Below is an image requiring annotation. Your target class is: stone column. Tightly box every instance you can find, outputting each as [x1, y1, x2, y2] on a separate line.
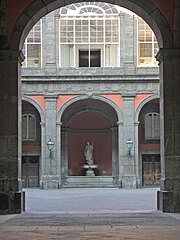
[42, 95, 60, 189]
[56, 121, 62, 188]
[61, 127, 69, 186]
[39, 121, 45, 189]
[134, 121, 141, 187]
[121, 95, 136, 188]
[157, 49, 180, 212]
[111, 126, 118, 183]
[117, 121, 124, 188]
[0, 50, 24, 213]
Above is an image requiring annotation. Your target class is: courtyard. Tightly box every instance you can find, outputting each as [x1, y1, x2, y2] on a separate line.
[1, 188, 180, 240]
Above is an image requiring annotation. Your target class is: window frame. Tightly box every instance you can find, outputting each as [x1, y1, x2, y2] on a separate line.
[144, 112, 160, 140]
[22, 113, 37, 141]
[22, 20, 42, 68]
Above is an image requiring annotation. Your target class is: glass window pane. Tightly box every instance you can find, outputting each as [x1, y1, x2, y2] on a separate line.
[27, 44, 41, 67]
[145, 114, 152, 139]
[22, 115, 27, 140]
[29, 115, 36, 140]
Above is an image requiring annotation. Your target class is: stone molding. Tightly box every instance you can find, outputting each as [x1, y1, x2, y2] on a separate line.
[0, 50, 24, 63]
[156, 48, 180, 63]
[22, 81, 159, 95]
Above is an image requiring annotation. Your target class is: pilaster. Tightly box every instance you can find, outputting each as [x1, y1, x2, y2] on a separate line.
[0, 50, 24, 213]
[120, 95, 136, 188]
[41, 94, 61, 189]
[43, 12, 57, 71]
[157, 48, 180, 212]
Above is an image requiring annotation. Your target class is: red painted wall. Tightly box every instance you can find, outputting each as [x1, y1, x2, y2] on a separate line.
[140, 144, 160, 151]
[68, 111, 112, 176]
[22, 144, 41, 153]
[151, 0, 174, 30]
[134, 94, 153, 111]
[7, 0, 33, 36]
[26, 95, 46, 114]
[101, 94, 123, 112]
[56, 95, 79, 113]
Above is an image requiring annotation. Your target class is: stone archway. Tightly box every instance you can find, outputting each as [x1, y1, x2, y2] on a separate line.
[1, 0, 180, 213]
[9, 0, 172, 50]
[136, 97, 160, 187]
[21, 96, 45, 188]
[58, 96, 119, 187]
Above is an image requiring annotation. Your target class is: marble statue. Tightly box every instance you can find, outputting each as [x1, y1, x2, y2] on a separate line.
[84, 141, 94, 165]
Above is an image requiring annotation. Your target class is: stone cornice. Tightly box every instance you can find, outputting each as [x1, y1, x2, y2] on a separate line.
[21, 75, 159, 83]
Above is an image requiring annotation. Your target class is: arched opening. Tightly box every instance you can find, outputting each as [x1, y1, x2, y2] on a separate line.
[2, 0, 178, 214]
[60, 98, 118, 187]
[19, 1, 162, 191]
[22, 100, 41, 188]
[138, 98, 160, 187]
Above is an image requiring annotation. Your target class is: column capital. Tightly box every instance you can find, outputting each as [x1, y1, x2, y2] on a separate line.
[44, 94, 58, 100]
[134, 121, 140, 126]
[40, 122, 45, 126]
[117, 121, 123, 126]
[0, 49, 24, 63]
[122, 94, 135, 99]
[156, 48, 180, 64]
[56, 121, 62, 126]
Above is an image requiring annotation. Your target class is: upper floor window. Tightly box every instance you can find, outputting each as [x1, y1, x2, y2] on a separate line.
[138, 18, 158, 66]
[22, 3, 159, 69]
[59, 2, 120, 68]
[145, 112, 160, 139]
[22, 114, 36, 141]
[22, 20, 42, 68]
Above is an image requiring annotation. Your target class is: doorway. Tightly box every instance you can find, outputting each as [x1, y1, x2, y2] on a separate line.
[22, 156, 40, 188]
[142, 154, 160, 187]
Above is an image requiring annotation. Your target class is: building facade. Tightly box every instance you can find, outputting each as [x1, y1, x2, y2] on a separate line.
[1, 0, 180, 214]
[21, 3, 160, 189]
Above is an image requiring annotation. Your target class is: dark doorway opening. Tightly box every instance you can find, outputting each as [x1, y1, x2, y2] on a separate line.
[142, 154, 160, 187]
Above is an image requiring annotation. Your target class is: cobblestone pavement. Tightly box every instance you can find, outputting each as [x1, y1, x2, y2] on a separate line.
[0, 188, 180, 240]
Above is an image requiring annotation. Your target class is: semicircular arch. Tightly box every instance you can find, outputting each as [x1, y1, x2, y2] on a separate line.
[135, 94, 159, 122]
[22, 96, 45, 124]
[57, 95, 123, 124]
[9, 0, 172, 50]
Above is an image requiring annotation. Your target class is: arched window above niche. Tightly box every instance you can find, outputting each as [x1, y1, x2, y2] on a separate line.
[59, 2, 119, 15]
[59, 2, 120, 68]
[21, 2, 158, 69]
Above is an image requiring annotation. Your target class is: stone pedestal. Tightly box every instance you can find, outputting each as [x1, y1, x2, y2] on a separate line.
[82, 163, 98, 177]
[121, 175, 137, 188]
[86, 169, 95, 176]
[157, 190, 174, 212]
[40, 175, 62, 189]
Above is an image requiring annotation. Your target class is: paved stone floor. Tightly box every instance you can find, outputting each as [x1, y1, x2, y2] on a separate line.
[0, 188, 180, 239]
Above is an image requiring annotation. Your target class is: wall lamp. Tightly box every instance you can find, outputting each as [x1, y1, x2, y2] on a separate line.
[47, 138, 54, 159]
[126, 138, 133, 156]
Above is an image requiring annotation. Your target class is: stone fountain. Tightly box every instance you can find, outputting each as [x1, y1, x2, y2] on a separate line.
[82, 162, 98, 176]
